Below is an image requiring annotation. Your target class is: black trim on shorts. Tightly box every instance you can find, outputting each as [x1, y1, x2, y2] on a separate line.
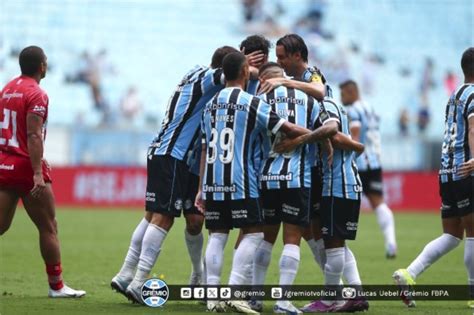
[320, 196, 361, 240]
[204, 198, 264, 230]
[359, 168, 384, 196]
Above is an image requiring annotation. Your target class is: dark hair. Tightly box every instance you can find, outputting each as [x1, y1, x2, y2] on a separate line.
[240, 35, 272, 56]
[223, 52, 247, 81]
[258, 62, 282, 76]
[19, 46, 45, 76]
[211, 46, 239, 69]
[461, 47, 474, 77]
[276, 34, 308, 62]
[339, 79, 358, 90]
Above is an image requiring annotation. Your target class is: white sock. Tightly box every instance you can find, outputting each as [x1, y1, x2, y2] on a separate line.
[307, 238, 326, 272]
[375, 203, 397, 251]
[343, 246, 362, 285]
[407, 233, 461, 279]
[279, 244, 300, 286]
[134, 224, 167, 283]
[324, 248, 345, 286]
[229, 232, 263, 285]
[117, 218, 149, 280]
[253, 240, 273, 285]
[185, 229, 203, 275]
[323, 247, 345, 305]
[464, 238, 474, 297]
[205, 233, 229, 285]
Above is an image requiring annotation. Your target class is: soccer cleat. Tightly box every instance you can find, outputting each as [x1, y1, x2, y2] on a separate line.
[189, 271, 203, 286]
[392, 269, 416, 307]
[248, 299, 263, 312]
[111, 275, 131, 298]
[225, 300, 260, 314]
[300, 300, 337, 312]
[48, 284, 86, 298]
[274, 301, 302, 314]
[333, 298, 369, 312]
[207, 300, 226, 312]
[468, 300, 474, 309]
[386, 244, 397, 259]
[125, 280, 144, 304]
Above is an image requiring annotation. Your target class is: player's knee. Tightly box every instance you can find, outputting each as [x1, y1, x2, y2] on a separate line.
[186, 221, 203, 235]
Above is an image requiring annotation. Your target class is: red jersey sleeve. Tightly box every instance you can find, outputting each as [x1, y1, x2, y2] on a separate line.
[26, 89, 48, 120]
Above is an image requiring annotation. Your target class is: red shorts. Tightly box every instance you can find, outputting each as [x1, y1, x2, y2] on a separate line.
[0, 153, 52, 196]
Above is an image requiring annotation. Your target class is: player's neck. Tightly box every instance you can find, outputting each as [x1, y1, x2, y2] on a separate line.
[225, 80, 244, 89]
[464, 76, 474, 84]
[21, 73, 42, 84]
[294, 63, 307, 79]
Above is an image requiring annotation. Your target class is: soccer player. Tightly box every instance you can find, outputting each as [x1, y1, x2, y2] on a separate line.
[393, 47, 474, 309]
[110, 46, 238, 303]
[252, 62, 338, 314]
[340, 79, 398, 258]
[195, 52, 309, 314]
[0, 46, 86, 298]
[275, 97, 368, 312]
[258, 33, 329, 101]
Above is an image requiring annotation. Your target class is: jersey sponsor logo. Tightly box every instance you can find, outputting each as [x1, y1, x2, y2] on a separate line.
[267, 96, 304, 106]
[202, 184, 237, 193]
[346, 221, 358, 231]
[282, 203, 300, 216]
[353, 185, 363, 192]
[231, 209, 248, 219]
[457, 198, 470, 209]
[205, 102, 248, 113]
[204, 211, 220, 220]
[260, 172, 293, 182]
[32, 105, 46, 114]
[439, 167, 458, 175]
[2, 92, 23, 99]
[0, 163, 14, 170]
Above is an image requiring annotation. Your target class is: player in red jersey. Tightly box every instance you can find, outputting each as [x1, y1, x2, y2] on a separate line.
[0, 46, 85, 298]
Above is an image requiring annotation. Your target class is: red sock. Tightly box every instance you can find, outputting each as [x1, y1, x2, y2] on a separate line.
[46, 263, 64, 290]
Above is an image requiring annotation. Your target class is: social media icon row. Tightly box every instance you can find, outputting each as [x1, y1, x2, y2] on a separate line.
[180, 287, 231, 299]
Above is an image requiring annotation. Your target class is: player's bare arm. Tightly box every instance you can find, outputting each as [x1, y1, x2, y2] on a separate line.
[194, 143, 207, 213]
[26, 112, 46, 197]
[457, 116, 474, 177]
[274, 121, 338, 153]
[349, 124, 361, 142]
[331, 132, 365, 154]
[278, 121, 312, 139]
[258, 77, 325, 101]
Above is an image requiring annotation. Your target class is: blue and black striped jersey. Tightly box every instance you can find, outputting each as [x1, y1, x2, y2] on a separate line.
[346, 100, 382, 171]
[151, 65, 224, 161]
[320, 98, 362, 200]
[258, 86, 320, 189]
[440, 84, 474, 183]
[201, 87, 285, 201]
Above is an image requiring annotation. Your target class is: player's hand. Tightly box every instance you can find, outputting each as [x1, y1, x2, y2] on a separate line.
[321, 139, 334, 167]
[31, 172, 46, 198]
[274, 135, 302, 153]
[258, 78, 285, 95]
[243, 49, 266, 68]
[457, 158, 474, 177]
[194, 191, 206, 214]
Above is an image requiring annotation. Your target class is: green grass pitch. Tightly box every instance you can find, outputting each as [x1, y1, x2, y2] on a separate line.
[0, 209, 471, 314]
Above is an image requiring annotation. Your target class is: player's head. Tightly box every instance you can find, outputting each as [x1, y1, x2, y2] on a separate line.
[223, 52, 249, 84]
[240, 35, 271, 68]
[211, 46, 239, 69]
[19, 46, 47, 79]
[258, 62, 284, 81]
[461, 47, 474, 79]
[275, 34, 308, 76]
[339, 80, 360, 106]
